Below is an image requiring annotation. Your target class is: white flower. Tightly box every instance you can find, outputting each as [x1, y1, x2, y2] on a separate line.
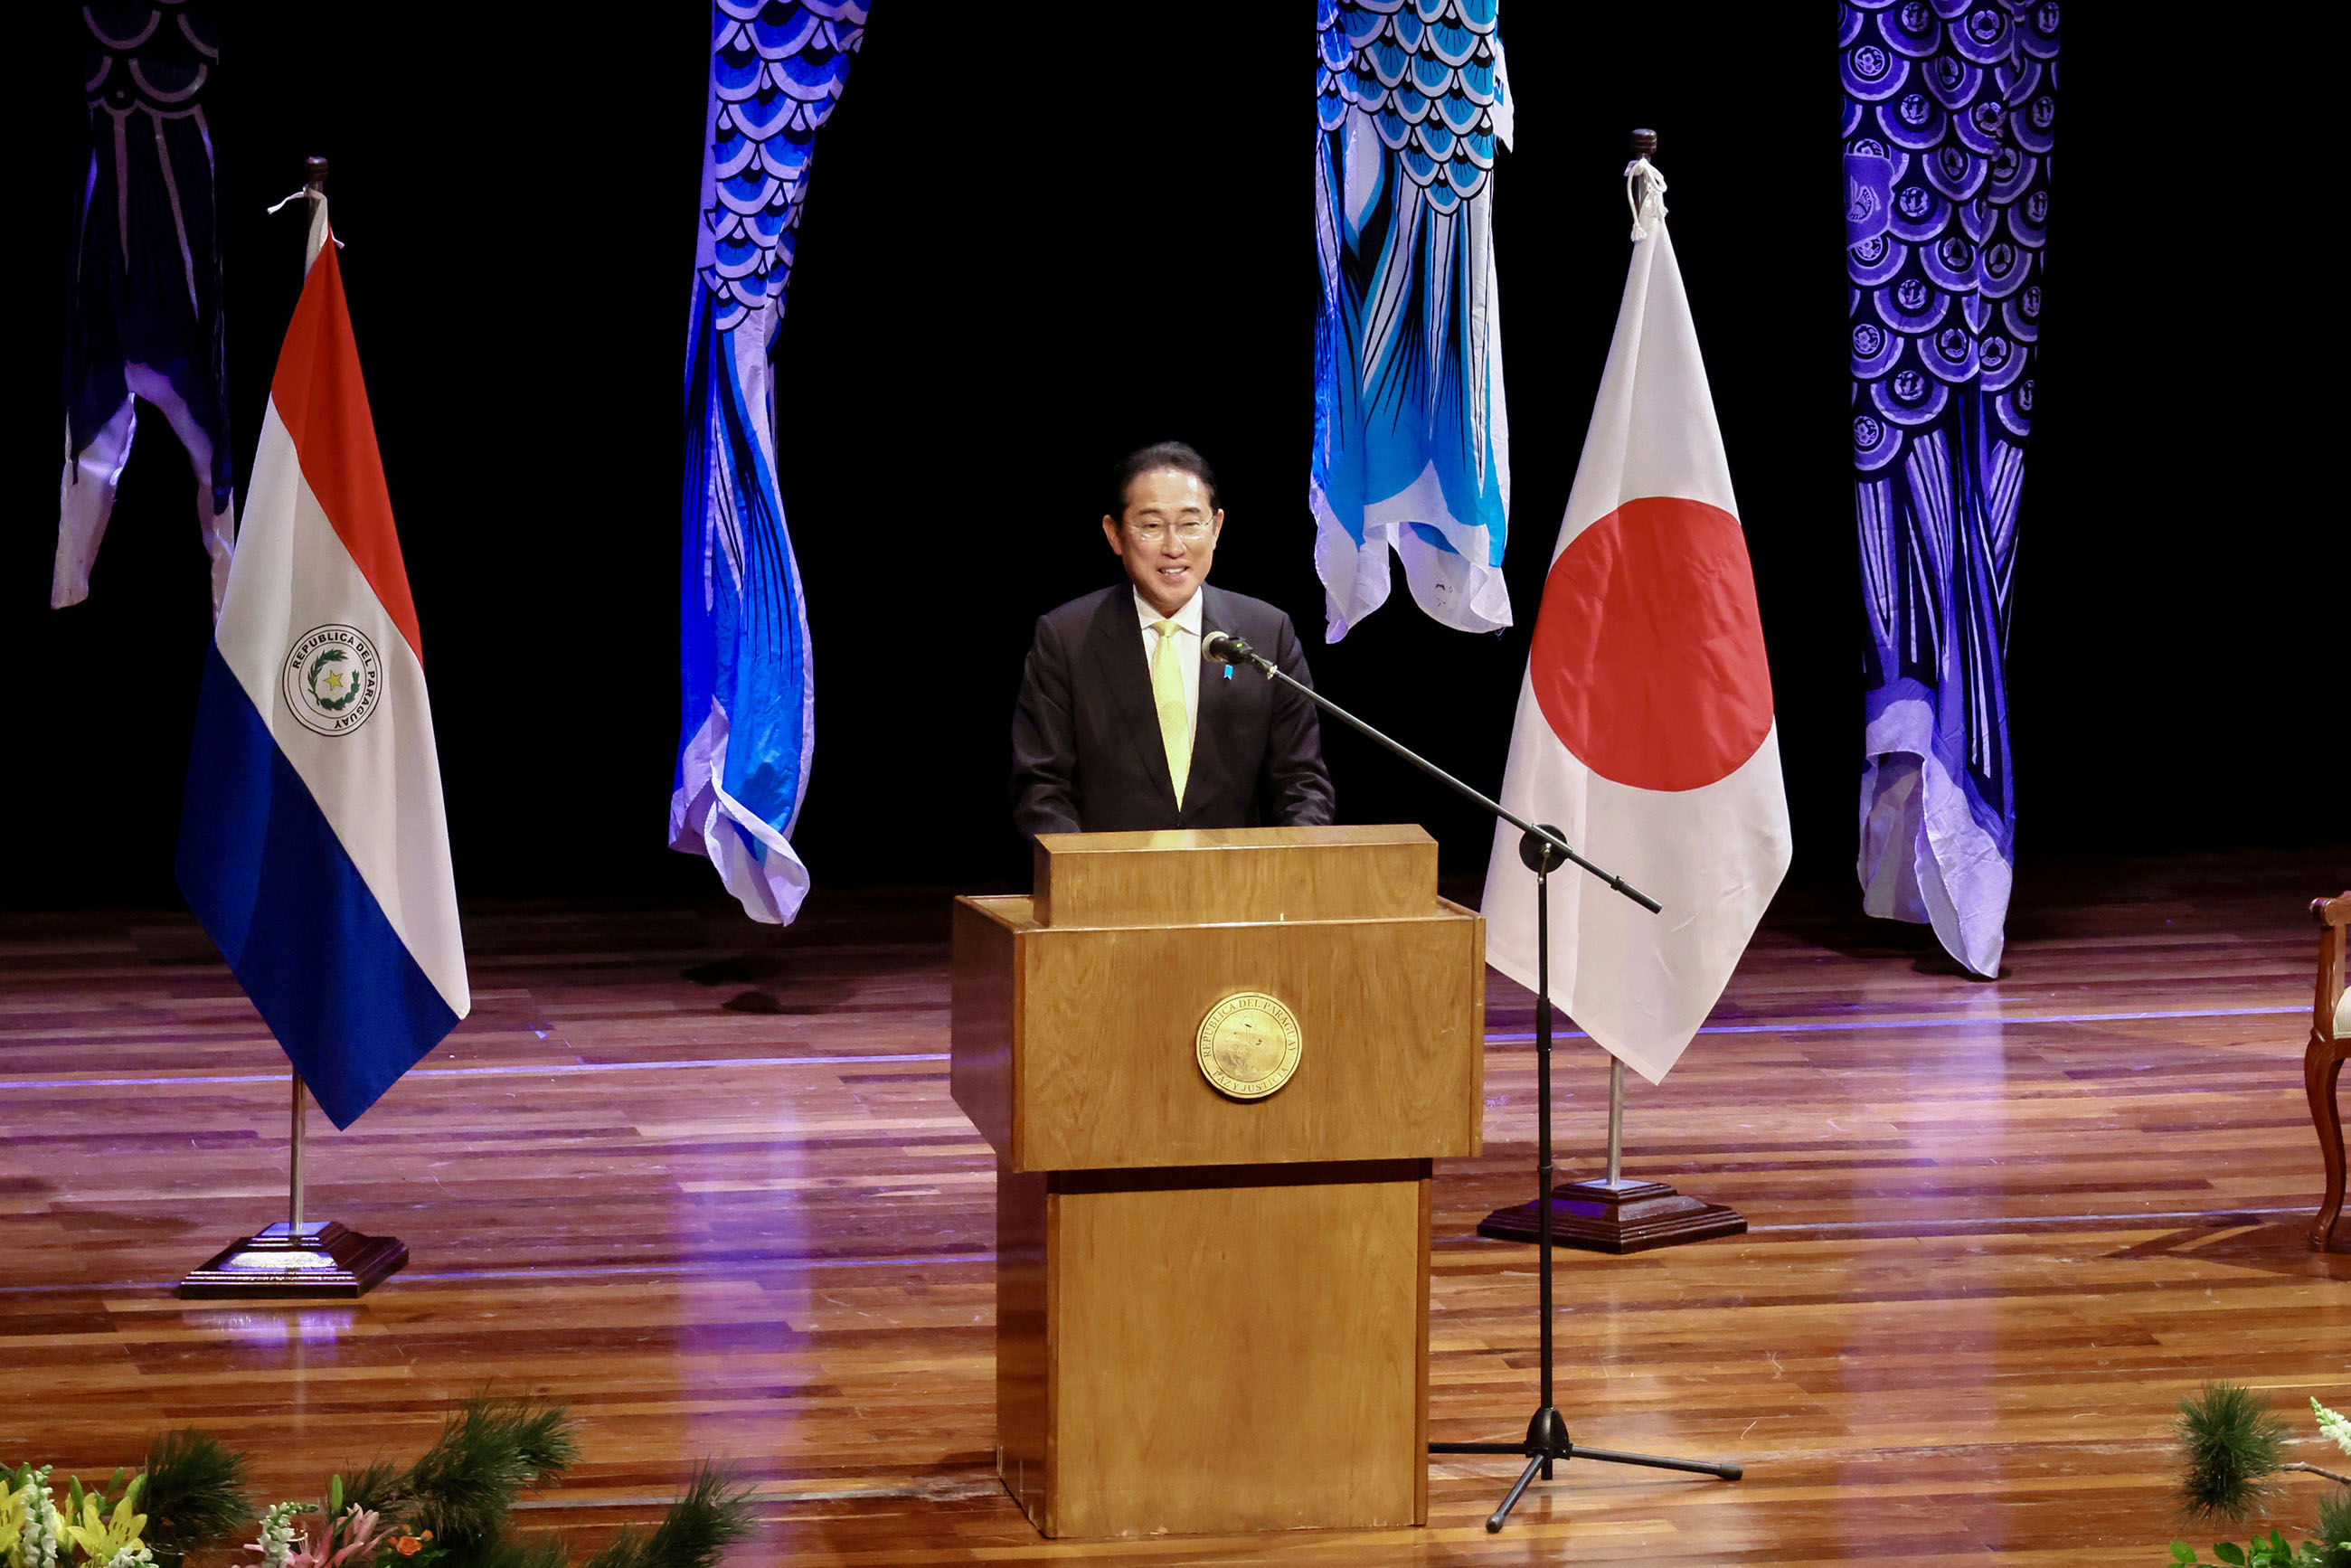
[8, 1468, 64, 1568]
[2317, 1397, 2351, 1459]
[245, 1501, 308, 1568]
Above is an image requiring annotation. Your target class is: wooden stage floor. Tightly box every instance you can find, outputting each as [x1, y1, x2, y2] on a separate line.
[6, 850, 2350, 1564]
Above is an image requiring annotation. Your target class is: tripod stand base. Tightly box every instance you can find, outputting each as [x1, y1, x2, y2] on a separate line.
[1432, 1405, 1741, 1530]
[1478, 1178, 1745, 1254]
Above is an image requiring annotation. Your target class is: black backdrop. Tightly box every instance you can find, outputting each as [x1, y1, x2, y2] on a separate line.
[4, 8, 2334, 912]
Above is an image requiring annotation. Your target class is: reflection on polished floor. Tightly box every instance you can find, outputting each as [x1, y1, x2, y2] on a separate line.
[5, 850, 2349, 1564]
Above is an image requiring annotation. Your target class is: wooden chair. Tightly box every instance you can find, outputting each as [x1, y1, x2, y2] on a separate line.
[2309, 892, 2351, 1252]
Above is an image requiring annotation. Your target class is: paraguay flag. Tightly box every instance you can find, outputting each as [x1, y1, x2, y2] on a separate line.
[177, 201, 468, 1129]
[1481, 159, 1790, 1084]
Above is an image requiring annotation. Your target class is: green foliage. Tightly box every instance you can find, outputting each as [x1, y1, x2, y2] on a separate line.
[12, 1400, 742, 1568]
[2314, 1488, 2351, 1568]
[138, 1428, 252, 1567]
[579, 1467, 754, 1568]
[2182, 1384, 2291, 1523]
[439, 1529, 573, 1568]
[336, 1459, 405, 1517]
[2169, 1529, 2346, 1566]
[500, 1403, 580, 1483]
[400, 1398, 581, 1553]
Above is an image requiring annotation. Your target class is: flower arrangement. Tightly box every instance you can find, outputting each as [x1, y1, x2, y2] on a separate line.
[60, 1475, 151, 1568]
[2171, 1384, 2351, 1567]
[6, 1400, 749, 1568]
[243, 1478, 392, 1568]
[8, 1430, 248, 1568]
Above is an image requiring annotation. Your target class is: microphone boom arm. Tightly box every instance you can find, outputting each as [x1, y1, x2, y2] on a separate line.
[1204, 633, 1659, 914]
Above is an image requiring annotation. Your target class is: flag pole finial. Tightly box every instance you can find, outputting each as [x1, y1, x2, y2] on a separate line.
[297, 156, 335, 269]
[265, 156, 332, 217]
[1623, 131, 1666, 240]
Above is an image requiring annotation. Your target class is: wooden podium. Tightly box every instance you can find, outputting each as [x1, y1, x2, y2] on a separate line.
[951, 825, 1484, 1538]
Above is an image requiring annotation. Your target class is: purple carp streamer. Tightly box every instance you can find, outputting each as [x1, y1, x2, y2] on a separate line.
[1843, 0, 2058, 978]
[57, 0, 234, 613]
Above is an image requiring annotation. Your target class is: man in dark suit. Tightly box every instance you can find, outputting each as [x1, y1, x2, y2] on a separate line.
[1011, 443, 1335, 836]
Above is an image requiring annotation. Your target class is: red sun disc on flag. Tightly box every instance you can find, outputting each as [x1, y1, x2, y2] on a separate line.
[1530, 496, 1775, 792]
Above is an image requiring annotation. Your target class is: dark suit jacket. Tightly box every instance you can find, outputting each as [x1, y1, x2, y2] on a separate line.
[1011, 585, 1336, 836]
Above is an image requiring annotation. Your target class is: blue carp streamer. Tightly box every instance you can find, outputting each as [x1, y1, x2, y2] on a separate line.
[1843, 0, 2058, 977]
[1312, 0, 1515, 640]
[673, 0, 865, 923]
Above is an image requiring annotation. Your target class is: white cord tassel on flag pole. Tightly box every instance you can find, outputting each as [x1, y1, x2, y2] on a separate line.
[1624, 123, 1667, 240]
[267, 166, 343, 257]
[1623, 155, 1667, 241]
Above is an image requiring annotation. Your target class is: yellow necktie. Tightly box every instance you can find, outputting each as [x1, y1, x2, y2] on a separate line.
[1150, 619, 1190, 808]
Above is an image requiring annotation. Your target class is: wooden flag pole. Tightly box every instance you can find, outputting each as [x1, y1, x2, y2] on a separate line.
[1606, 1055, 1625, 1184]
[288, 1072, 307, 1233]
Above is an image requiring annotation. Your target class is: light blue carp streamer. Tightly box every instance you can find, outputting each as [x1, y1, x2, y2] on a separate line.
[1312, 0, 1515, 640]
[673, 1, 865, 923]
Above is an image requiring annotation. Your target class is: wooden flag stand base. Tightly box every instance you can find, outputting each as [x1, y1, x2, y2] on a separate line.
[1477, 1056, 1746, 1256]
[180, 1219, 407, 1299]
[178, 1068, 407, 1299]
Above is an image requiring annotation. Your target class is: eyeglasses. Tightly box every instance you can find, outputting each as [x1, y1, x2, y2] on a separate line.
[1126, 520, 1213, 544]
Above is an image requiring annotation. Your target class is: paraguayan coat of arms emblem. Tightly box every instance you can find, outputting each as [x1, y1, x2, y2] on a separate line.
[281, 624, 382, 737]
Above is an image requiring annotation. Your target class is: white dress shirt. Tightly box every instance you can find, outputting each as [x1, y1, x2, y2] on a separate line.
[1133, 587, 1204, 744]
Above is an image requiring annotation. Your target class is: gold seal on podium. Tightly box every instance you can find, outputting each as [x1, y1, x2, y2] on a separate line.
[1194, 992, 1302, 1100]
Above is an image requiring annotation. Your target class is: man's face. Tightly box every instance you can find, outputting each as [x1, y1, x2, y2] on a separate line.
[1104, 468, 1223, 618]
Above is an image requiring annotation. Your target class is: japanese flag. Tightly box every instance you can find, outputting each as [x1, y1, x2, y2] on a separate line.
[1482, 165, 1791, 1084]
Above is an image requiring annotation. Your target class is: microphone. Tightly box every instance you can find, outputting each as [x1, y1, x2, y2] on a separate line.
[1202, 629, 1270, 674]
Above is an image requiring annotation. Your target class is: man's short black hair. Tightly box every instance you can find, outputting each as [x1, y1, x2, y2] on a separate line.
[1109, 441, 1221, 518]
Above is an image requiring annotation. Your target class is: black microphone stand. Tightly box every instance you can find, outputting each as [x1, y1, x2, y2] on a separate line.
[1204, 632, 1741, 1532]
